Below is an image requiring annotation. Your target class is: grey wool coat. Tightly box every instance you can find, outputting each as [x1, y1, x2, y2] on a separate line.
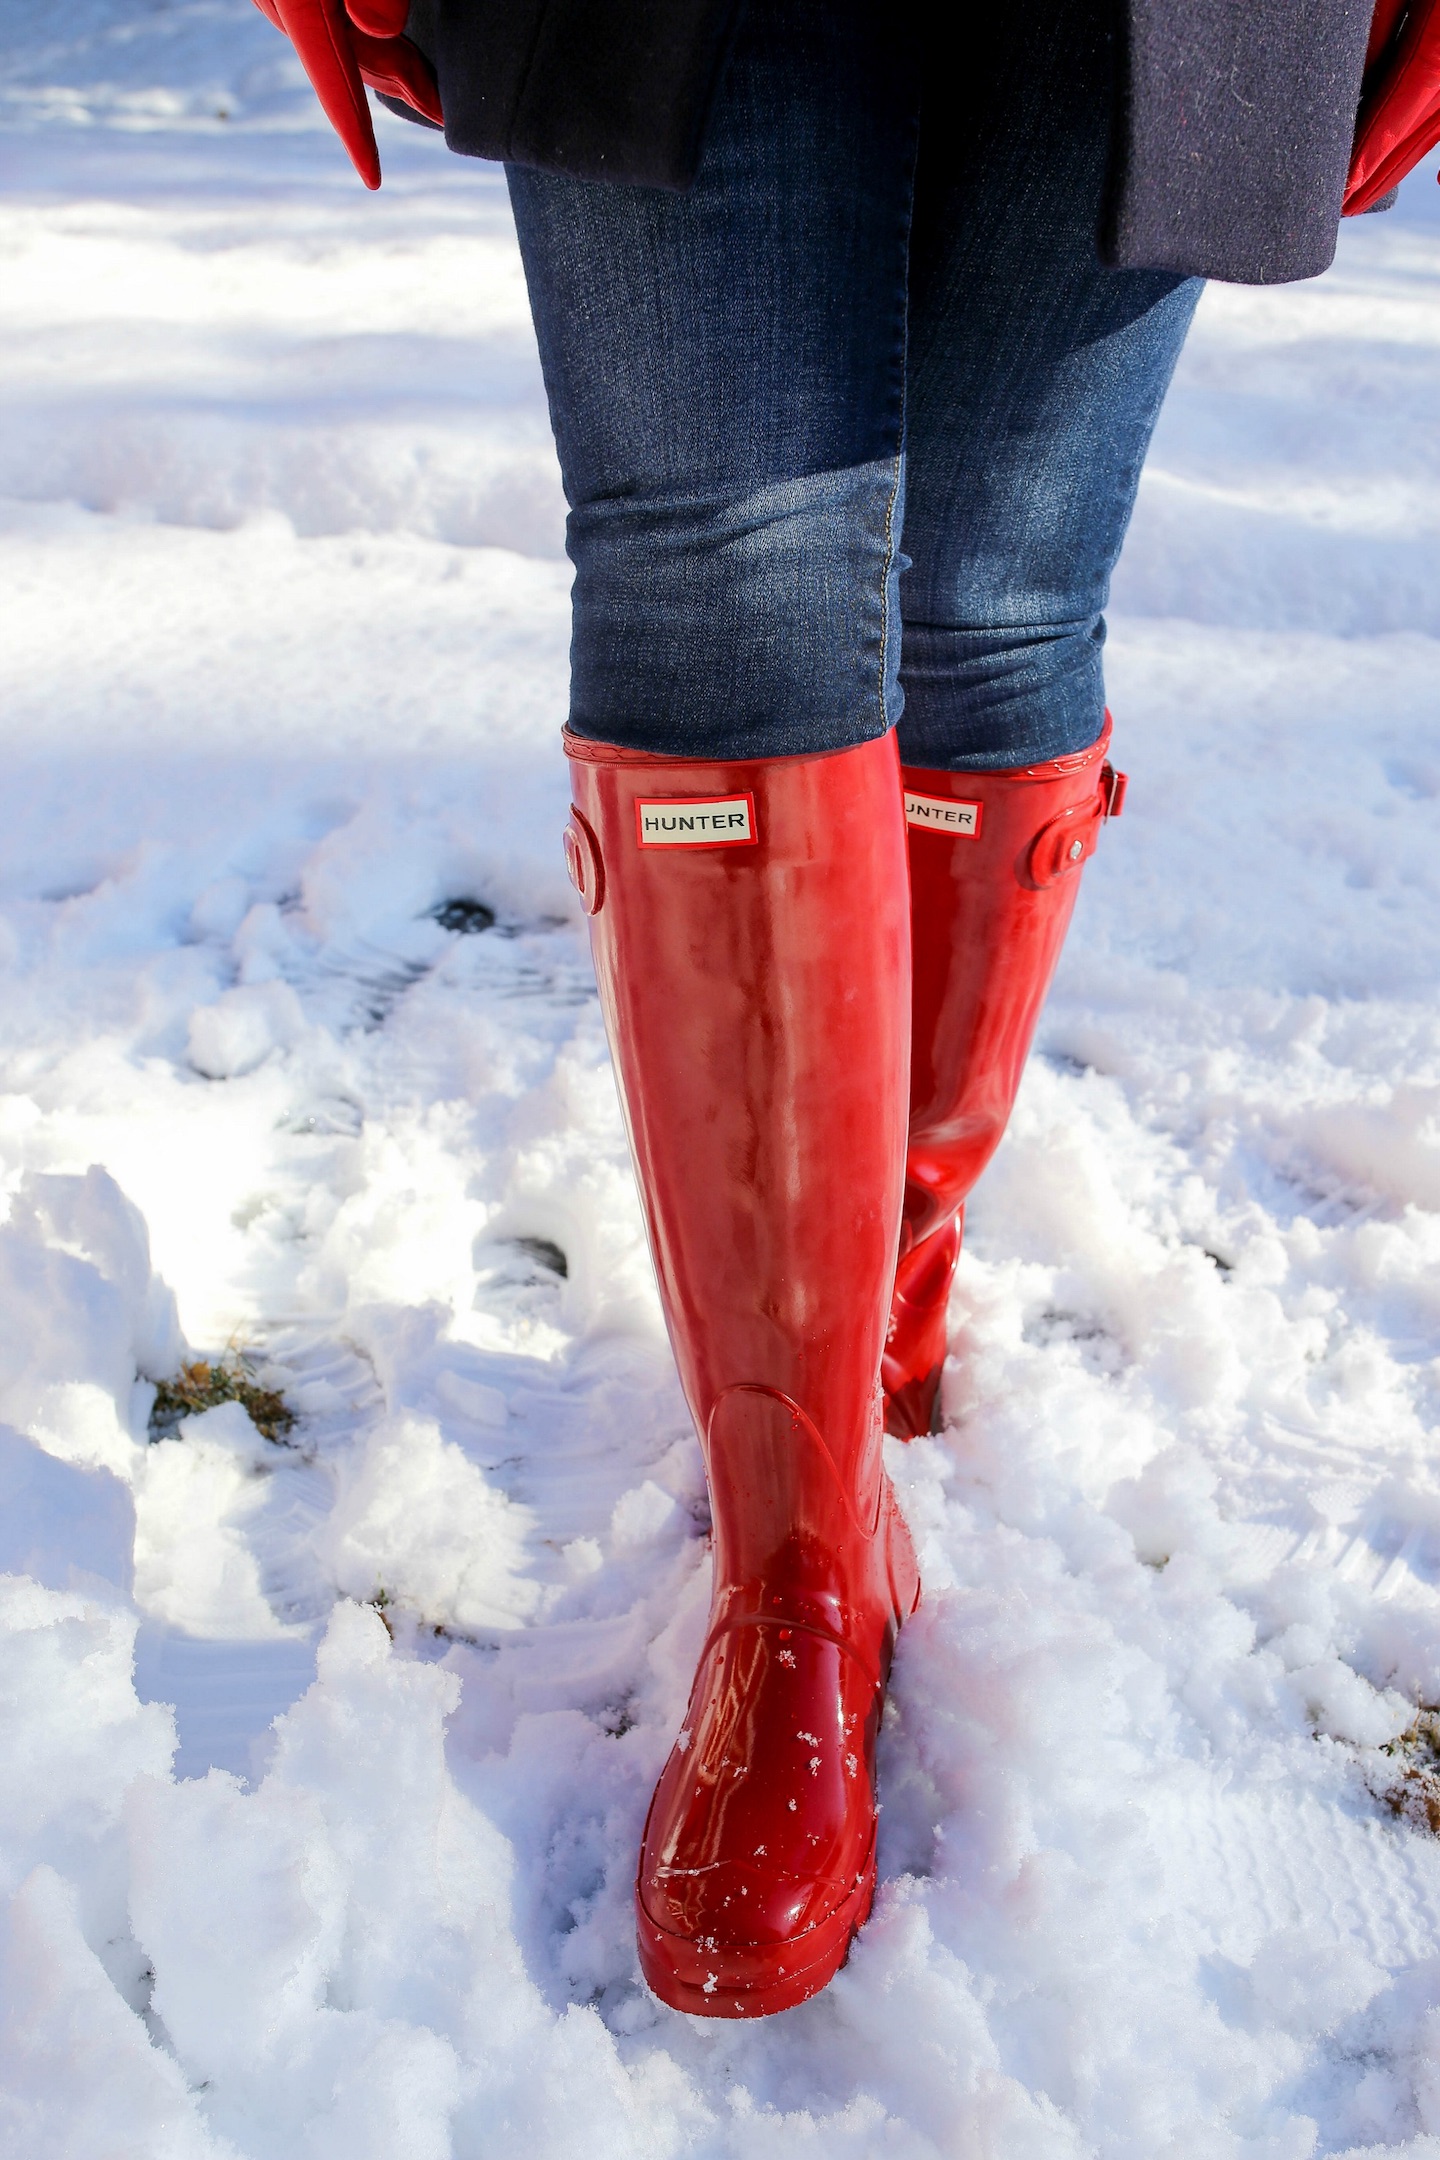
[399, 0, 1378, 285]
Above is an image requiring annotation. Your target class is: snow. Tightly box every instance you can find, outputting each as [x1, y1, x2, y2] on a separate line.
[2, 3, 1440, 2151]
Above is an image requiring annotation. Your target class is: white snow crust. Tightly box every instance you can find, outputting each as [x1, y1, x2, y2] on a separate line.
[2, 7, 1440, 2153]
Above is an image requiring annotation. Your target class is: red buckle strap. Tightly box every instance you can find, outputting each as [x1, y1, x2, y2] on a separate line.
[1027, 762, 1128, 888]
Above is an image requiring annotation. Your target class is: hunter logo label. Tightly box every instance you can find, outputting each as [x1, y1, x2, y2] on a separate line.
[904, 791, 982, 837]
[635, 794, 758, 848]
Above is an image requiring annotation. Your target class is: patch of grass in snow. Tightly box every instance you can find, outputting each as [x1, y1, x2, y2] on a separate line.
[1367, 1711, 1440, 1835]
[150, 1356, 296, 1445]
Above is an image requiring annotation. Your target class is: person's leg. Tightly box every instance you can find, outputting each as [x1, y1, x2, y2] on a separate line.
[507, 0, 918, 761]
[899, 0, 1200, 771]
[882, 0, 1201, 1435]
[512, 0, 924, 2014]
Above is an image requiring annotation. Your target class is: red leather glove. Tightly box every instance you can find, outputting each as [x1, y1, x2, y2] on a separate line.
[251, 0, 442, 190]
[1346, 0, 1440, 214]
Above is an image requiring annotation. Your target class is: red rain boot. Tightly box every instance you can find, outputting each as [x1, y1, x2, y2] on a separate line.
[882, 720, 1126, 1439]
[563, 729, 920, 2018]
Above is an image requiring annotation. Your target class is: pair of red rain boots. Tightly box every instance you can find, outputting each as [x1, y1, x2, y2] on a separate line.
[562, 720, 1122, 2018]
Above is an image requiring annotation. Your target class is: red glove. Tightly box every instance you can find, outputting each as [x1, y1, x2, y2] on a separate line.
[1346, 0, 1440, 214]
[250, 0, 442, 191]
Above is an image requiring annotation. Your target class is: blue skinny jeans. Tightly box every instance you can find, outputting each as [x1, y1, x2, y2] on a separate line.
[507, 0, 1201, 770]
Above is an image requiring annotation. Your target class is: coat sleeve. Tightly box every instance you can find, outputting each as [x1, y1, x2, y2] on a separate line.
[417, 0, 744, 190]
[1105, 0, 1376, 284]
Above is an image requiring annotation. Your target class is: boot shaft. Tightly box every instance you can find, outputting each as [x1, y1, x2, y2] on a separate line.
[564, 729, 911, 1490]
[900, 722, 1122, 1243]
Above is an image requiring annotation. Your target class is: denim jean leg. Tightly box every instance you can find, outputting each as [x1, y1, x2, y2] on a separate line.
[896, 0, 1202, 772]
[506, 0, 920, 761]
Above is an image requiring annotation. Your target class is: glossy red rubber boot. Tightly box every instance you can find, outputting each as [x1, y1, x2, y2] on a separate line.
[563, 729, 920, 2019]
[883, 721, 1126, 1439]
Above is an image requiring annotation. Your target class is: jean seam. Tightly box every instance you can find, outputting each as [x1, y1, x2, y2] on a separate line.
[879, 462, 903, 731]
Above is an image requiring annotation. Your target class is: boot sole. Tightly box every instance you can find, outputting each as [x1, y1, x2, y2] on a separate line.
[636, 1836, 877, 2019]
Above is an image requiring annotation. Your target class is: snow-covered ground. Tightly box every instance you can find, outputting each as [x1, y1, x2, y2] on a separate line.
[3, 6, 1440, 2153]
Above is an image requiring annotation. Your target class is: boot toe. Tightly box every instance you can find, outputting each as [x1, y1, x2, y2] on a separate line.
[636, 1850, 875, 2014]
[641, 1853, 856, 1950]
[635, 1617, 882, 2013]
